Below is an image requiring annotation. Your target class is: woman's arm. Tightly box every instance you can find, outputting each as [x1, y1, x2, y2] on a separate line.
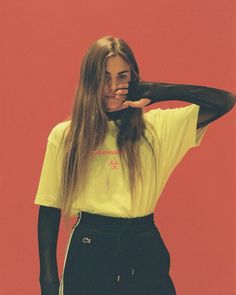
[128, 81, 236, 128]
[37, 205, 61, 295]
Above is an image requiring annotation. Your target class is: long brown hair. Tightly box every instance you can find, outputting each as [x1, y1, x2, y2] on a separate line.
[58, 36, 158, 226]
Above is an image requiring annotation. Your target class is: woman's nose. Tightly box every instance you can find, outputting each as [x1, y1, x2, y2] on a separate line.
[108, 80, 118, 93]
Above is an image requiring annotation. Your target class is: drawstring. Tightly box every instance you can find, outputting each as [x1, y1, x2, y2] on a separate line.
[114, 225, 141, 283]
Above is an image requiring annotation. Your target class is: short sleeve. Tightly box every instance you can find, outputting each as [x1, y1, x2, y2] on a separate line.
[145, 103, 208, 175]
[34, 128, 62, 209]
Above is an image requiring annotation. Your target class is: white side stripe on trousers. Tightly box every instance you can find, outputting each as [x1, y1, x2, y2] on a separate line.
[59, 212, 82, 295]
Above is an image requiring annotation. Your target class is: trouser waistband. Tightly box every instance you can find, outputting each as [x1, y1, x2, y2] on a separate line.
[76, 211, 155, 233]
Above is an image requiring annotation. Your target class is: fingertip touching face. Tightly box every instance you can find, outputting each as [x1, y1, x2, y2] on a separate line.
[103, 55, 131, 112]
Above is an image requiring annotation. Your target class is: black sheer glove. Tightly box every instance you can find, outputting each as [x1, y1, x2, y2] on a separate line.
[128, 81, 236, 128]
[37, 205, 61, 295]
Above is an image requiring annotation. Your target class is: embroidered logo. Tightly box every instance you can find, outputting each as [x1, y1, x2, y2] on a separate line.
[82, 237, 91, 244]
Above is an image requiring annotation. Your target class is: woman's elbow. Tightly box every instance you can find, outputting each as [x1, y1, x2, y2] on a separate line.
[221, 92, 236, 114]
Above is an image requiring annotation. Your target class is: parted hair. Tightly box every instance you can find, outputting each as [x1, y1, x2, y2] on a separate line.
[58, 36, 158, 227]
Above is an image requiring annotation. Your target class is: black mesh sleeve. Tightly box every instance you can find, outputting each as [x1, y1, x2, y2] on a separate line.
[37, 205, 61, 295]
[128, 81, 236, 128]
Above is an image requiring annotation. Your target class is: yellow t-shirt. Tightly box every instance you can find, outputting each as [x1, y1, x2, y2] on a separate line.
[34, 104, 208, 217]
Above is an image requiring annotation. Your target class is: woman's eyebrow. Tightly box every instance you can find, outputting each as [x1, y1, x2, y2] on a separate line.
[105, 70, 129, 75]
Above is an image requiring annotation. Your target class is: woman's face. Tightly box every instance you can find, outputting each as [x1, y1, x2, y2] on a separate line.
[103, 55, 131, 112]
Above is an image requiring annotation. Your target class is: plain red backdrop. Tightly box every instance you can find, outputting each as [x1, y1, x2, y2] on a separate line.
[1, 0, 235, 294]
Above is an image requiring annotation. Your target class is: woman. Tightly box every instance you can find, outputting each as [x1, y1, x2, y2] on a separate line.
[35, 36, 235, 295]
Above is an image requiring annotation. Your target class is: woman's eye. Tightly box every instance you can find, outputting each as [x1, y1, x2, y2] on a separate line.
[119, 75, 127, 80]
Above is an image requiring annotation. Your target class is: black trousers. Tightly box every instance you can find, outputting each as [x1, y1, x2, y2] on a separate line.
[59, 211, 176, 295]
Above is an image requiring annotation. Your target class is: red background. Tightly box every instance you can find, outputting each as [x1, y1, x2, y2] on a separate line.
[1, 0, 235, 294]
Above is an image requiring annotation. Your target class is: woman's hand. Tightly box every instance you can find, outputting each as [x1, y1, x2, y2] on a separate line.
[116, 82, 151, 109]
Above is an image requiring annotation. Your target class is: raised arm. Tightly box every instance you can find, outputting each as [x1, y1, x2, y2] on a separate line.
[37, 205, 61, 295]
[128, 81, 236, 129]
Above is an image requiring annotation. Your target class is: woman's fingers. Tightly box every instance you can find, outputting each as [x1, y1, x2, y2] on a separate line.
[116, 89, 128, 95]
[116, 83, 129, 95]
[123, 98, 151, 108]
[116, 90, 127, 99]
[117, 82, 129, 89]
[115, 88, 128, 100]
